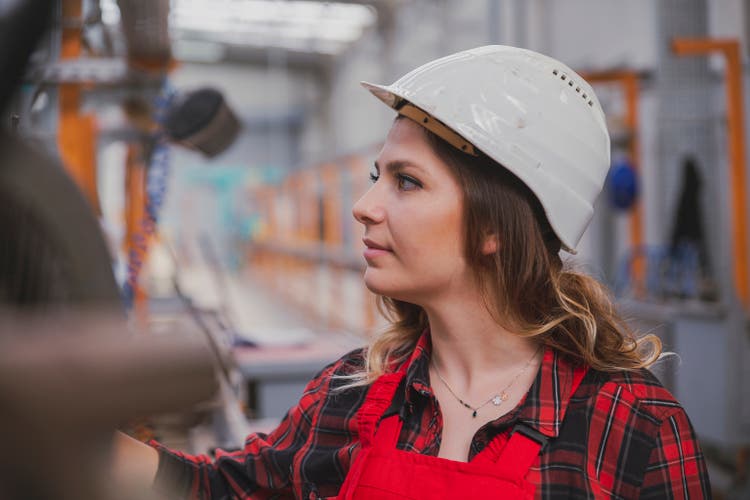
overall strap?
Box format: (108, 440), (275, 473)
(357, 371), (406, 447)
(372, 414), (403, 449)
(488, 363), (590, 476)
(340, 369), (407, 499)
(494, 424), (547, 480)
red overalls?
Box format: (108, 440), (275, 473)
(336, 360), (587, 499)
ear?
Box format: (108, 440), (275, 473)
(481, 233), (499, 255)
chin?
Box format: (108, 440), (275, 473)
(363, 270), (420, 304)
(363, 269), (394, 295)
(362, 273), (390, 297)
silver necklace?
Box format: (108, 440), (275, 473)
(431, 346), (541, 418)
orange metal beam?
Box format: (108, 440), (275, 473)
(58, 87), (100, 212)
(299, 169), (318, 243)
(673, 38), (749, 308)
(58, 0), (101, 213)
(320, 163), (344, 328)
(622, 73), (645, 296)
(124, 144), (149, 323)
(61, 0), (82, 59)
(581, 70), (645, 295)
(321, 163), (343, 246)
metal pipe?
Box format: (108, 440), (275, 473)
(582, 70), (645, 295)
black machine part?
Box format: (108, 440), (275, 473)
(164, 87), (241, 158)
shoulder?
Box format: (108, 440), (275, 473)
(302, 346), (368, 398)
(576, 368), (710, 497)
(578, 366), (686, 423)
(552, 366), (707, 496)
(561, 365), (696, 458)
(317, 347), (367, 379)
(564, 365), (698, 464)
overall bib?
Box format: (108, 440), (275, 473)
(336, 361), (587, 499)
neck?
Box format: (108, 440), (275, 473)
(421, 291), (540, 390)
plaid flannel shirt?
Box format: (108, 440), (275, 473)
(152, 331), (711, 499)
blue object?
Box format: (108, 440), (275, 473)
(122, 81), (176, 308)
(607, 158), (638, 210)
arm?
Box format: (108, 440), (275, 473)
(139, 357), (355, 499)
(639, 409), (712, 499)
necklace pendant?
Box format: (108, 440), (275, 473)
(472, 410), (477, 418)
(492, 393), (507, 406)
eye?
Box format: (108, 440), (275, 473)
(397, 174), (422, 191)
(369, 164), (380, 184)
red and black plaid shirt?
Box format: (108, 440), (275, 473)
(152, 331), (711, 499)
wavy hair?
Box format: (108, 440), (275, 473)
(340, 117), (661, 388)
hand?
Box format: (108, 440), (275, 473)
(110, 431), (160, 495)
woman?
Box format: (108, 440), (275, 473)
(114, 45), (710, 499)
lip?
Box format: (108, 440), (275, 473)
(362, 238), (392, 260)
(362, 238), (391, 251)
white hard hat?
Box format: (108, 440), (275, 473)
(361, 45), (611, 253)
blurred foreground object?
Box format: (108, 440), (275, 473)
(0, 131), (121, 306)
(0, 0), (54, 114)
(0, 3), (218, 492)
(0, 110), (219, 500)
(0, 311), (217, 500)
(164, 87), (241, 157)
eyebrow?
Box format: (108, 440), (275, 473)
(373, 160), (425, 174)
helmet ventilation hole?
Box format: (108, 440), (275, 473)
(552, 68), (594, 107)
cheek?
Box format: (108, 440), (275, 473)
(363, 204), (467, 299)
(402, 205), (465, 262)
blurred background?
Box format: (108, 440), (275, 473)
(0, 0), (749, 498)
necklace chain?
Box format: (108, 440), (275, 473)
(431, 346), (541, 418)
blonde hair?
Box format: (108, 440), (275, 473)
(339, 118), (661, 388)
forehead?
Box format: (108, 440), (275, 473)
(376, 118), (441, 166)
(383, 117), (428, 146)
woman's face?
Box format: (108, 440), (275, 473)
(352, 118), (474, 304)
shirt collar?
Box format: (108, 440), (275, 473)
(401, 329), (583, 439)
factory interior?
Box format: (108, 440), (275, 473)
(0, 0), (749, 498)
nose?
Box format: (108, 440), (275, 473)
(352, 184), (385, 225)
